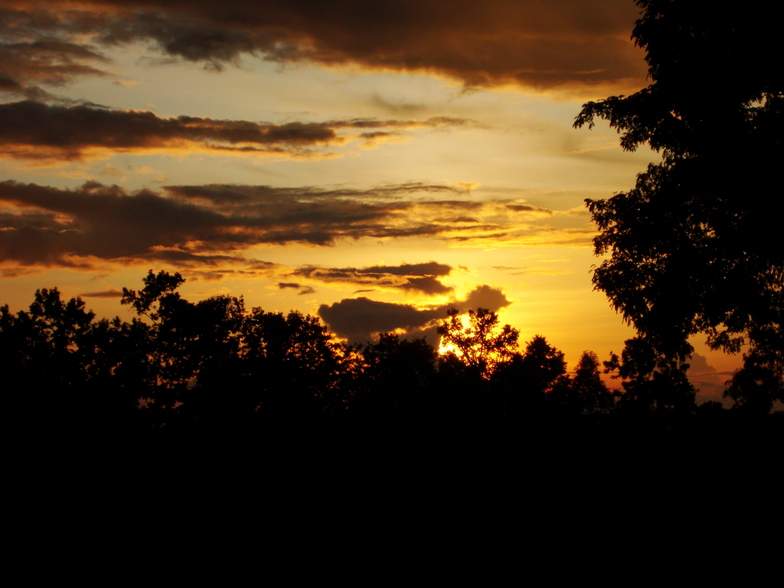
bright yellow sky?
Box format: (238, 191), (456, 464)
(0, 1), (737, 402)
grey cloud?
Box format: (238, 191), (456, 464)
(399, 276), (451, 295)
(0, 101), (336, 160)
(278, 281), (315, 295)
(318, 284), (510, 343)
(0, 180), (226, 263)
(0, 179), (577, 272)
(506, 204), (551, 213)
(318, 297), (446, 344)
(0, 1), (645, 92)
(334, 116), (478, 129)
(78, 288), (123, 298)
(459, 285), (510, 313)
(0, 180), (465, 268)
(293, 261), (453, 295)
(0, 101), (476, 161)
(0, 30), (111, 99)
(364, 262), (451, 276)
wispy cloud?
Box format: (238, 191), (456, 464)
(0, 101), (477, 162)
(0, 179), (588, 271)
(293, 261), (454, 295)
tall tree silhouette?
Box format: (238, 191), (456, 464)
(569, 351), (614, 415)
(434, 307), (518, 425)
(244, 308), (347, 423)
(1, 288), (96, 430)
(574, 0), (783, 411)
(603, 337), (695, 412)
(437, 307), (519, 380)
(356, 333), (438, 425)
(492, 335), (567, 421)
(121, 270), (190, 424)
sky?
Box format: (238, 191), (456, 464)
(0, 0), (736, 401)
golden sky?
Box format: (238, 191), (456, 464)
(0, 0), (736, 400)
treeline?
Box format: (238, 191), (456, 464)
(0, 271), (777, 439)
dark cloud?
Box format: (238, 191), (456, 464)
(0, 180), (464, 268)
(0, 36), (110, 99)
(460, 285), (510, 313)
(337, 116), (477, 130)
(79, 288), (123, 298)
(366, 262), (451, 276)
(172, 180), (467, 202)
(293, 261), (453, 295)
(400, 276), (449, 294)
(319, 285), (510, 343)
(318, 297), (446, 344)
(0, 179), (577, 272)
(278, 281), (315, 295)
(0, 75), (23, 91)
(0, 180), (225, 265)
(0, 101), (476, 161)
(506, 204), (551, 213)
(172, 263), (278, 282)
(163, 182), (480, 248)
(0, 1), (645, 93)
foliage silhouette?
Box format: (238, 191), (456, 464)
(6, 270), (783, 441)
(491, 335), (567, 422)
(2, 289), (95, 421)
(574, 0), (783, 411)
(570, 351), (614, 415)
(520, 335), (567, 393)
(117, 271), (354, 428)
(355, 333), (438, 425)
(602, 337), (696, 413)
(243, 307), (349, 423)
(121, 270), (185, 322)
(437, 307), (519, 380)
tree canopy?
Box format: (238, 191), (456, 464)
(437, 307), (519, 379)
(7, 269), (784, 441)
(574, 0), (783, 411)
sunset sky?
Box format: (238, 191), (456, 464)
(0, 0), (734, 400)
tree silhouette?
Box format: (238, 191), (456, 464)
(569, 351), (614, 415)
(574, 0), (783, 411)
(243, 308), (347, 423)
(520, 335), (566, 391)
(603, 337), (696, 413)
(1, 288), (113, 432)
(437, 307), (518, 380)
(177, 294), (251, 429)
(6, 269), (784, 438)
(491, 335), (567, 421)
(121, 270), (185, 322)
(121, 270), (192, 424)
(118, 270), (355, 428)
(356, 333), (437, 425)
(81, 314), (152, 430)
